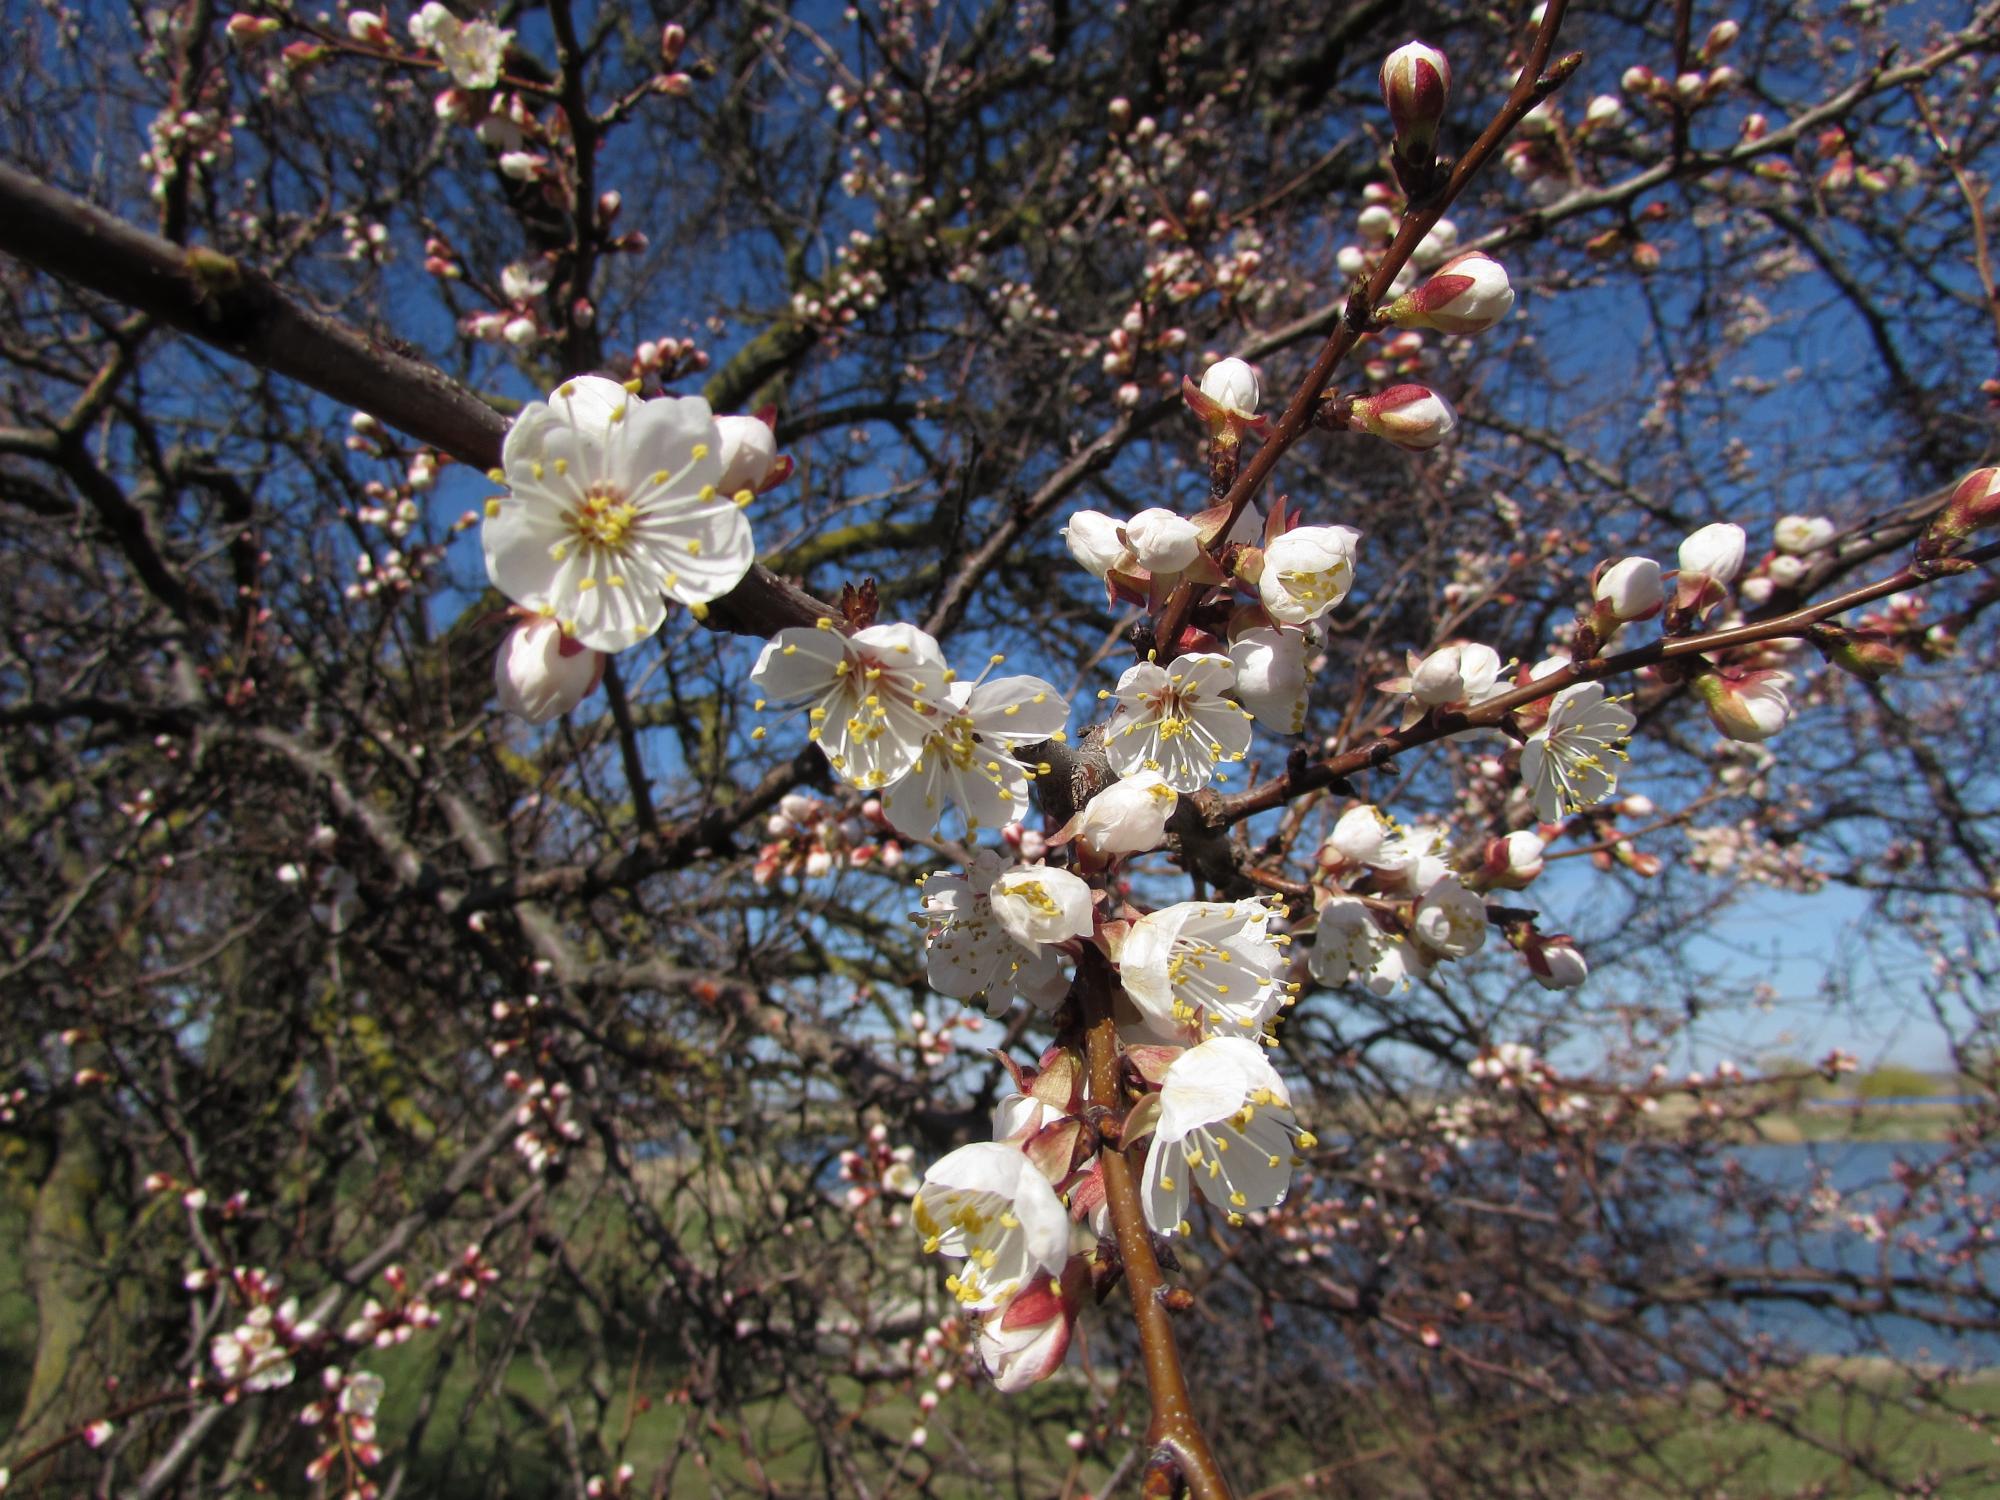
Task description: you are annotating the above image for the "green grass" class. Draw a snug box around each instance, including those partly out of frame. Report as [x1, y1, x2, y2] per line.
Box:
[1602, 1369, 2000, 1498]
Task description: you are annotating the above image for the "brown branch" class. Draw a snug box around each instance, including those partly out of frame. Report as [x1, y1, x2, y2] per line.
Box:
[1075, 946, 1234, 1500]
[1151, 3, 1582, 657]
[1215, 543, 2000, 824]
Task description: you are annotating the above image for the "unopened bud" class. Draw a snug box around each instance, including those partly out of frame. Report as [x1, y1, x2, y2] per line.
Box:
[660, 22, 685, 62]
[495, 618, 604, 724]
[1674, 522, 1746, 614]
[226, 13, 281, 41]
[1809, 623, 1901, 682]
[1918, 466, 2000, 562]
[1693, 667, 1793, 742]
[1384, 250, 1514, 335]
[1197, 357, 1260, 419]
[1523, 933, 1589, 989]
[1592, 555, 1664, 624]
[1349, 384, 1458, 451]
[1380, 41, 1450, 165]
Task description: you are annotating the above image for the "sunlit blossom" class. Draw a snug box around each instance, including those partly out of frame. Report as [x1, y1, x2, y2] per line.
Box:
[913, 1143, 1070, 1311]
[1103, 654, 1254, 791]
[484, 378, 754, 652]
[1120, 898, 1291, 1040]
[920, 853, 1073, 1017]
[750, 621, 948, 790]
[1141, 1037, 1312, 1235]
[1519, 681, 1636, 822]
[883, 671, 1068, 835]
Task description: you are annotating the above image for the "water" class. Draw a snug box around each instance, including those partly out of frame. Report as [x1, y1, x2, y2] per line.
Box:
[1671, 1141, 2000, 1366]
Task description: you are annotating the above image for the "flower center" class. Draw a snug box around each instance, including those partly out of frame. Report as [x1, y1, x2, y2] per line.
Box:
[568, 482, 638, 552]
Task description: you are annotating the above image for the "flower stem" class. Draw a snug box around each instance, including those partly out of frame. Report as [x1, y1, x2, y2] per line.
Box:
[1075, 945, 1236, 1500]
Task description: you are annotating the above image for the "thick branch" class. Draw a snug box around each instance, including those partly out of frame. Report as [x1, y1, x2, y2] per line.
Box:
[0, 161, 835, 640]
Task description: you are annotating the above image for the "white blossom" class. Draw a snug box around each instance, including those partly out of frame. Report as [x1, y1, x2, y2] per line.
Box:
[1069, 771, 1177, 858]
[1103, 654, 1253, 792]
[986, 865, 1094, 948]
[1307, 894, 1392, 987]
[1120, 899, 1290, 1039]
[483, 378, 754, 651]
[882, 673, 1068, 835]
[1520, 681, 1636, 822]
[920, 853, 1071, 1017]
[409, 1, 510, 89]
[1323, 804, 1387, 865]
[1141, 1037, 1310, 1235]
[211, 1301, 301, 1391]
[914, 1143, 1070, 1310]
[750, 621, 948, 790]
[1228, 626, 1311, 734]
[1259, 525, 1360, 625]
[1372, 822, 1451, 894]
[1410, 876, 1487, 959]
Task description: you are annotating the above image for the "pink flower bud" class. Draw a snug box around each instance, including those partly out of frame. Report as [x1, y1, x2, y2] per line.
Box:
[346, 9, 389, 43]
[1349, 384, 1458, 451]
[1385, 250, 1514, 335]
[660, 22, 685, 62]
[1694, 667, 1792, 742]
[1380, 41, 1450, 164]
[1919, 466, 2000, 562]
[976, 1270, 1080, 1393]
[1702, 18, 1741, 58]
[494, 618, 604, 725]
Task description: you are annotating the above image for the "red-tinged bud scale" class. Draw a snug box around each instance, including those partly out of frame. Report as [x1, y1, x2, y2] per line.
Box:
[1384, 250, 1514, 335]
[1381, 41, 1450, 166]
[1918, 466, 2000, 563]
[1350, 384, 1458, 450]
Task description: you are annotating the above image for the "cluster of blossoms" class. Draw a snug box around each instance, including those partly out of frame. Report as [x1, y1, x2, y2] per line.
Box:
[300, 1367, 387, 1494]
[206, 1268, 319, 1397]
[446, 23, 2000, 1408]
[749, 625, 1068, 837]
[752, 792, 905, 885]
[838, 1123, 921, 1214]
